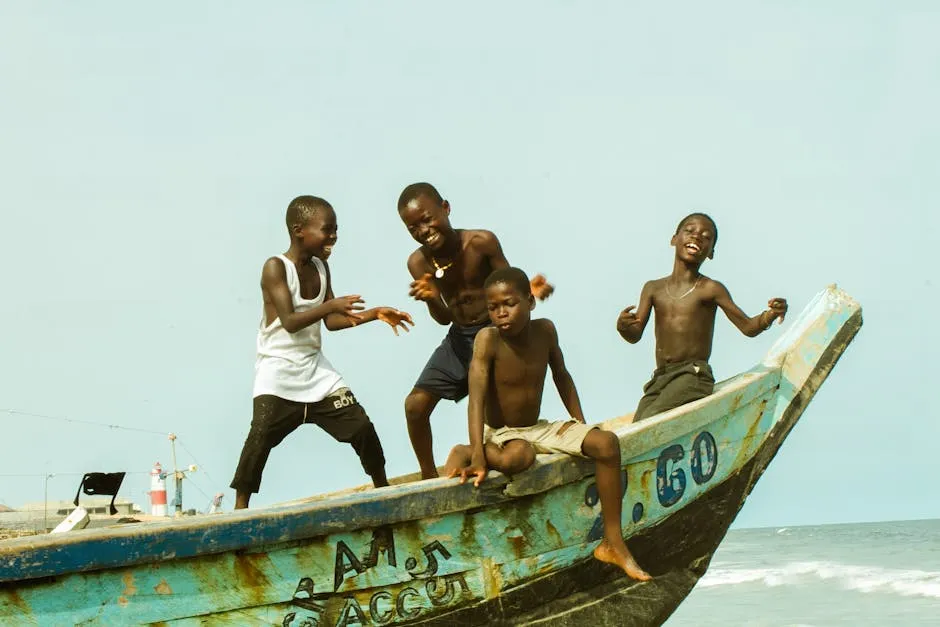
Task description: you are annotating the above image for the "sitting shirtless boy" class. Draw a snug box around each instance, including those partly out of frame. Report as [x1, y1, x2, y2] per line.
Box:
[398, 182, 552, 479]
[616, 213, 788, 422]
[445, 267, 651, 581]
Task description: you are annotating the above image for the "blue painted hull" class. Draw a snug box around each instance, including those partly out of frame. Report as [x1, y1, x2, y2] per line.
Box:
[0, 286, 861, 626]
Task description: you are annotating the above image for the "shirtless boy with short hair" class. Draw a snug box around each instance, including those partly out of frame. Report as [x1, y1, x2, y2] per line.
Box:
[399, 182, 552, 479]
[444, 267, 651, 581]
[616, 213, 788, 422]
[230, 195, 414, 509]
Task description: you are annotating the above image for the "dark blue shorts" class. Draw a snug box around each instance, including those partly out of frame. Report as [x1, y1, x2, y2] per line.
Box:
[414, 322, 490, 402]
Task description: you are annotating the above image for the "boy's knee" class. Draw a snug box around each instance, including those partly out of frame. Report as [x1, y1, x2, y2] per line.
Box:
[592, 430, 621, 461]
[500, 442, 536, 474]
[516, 446, 537, 471]
[404, 391, 431, 422]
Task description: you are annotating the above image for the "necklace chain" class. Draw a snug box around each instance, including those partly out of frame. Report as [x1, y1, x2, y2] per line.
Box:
[430, 256, 455, 279]
[665, 277, 701, 300]
[431, 257, 454, 272]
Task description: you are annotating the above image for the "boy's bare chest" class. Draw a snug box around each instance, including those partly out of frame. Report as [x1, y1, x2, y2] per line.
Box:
[493, 345, 550, 385]
[432, 249, 490, 291]
[652, 290, 713, 317]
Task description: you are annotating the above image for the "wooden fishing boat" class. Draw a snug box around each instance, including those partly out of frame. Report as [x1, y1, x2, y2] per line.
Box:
[0, 285, 861, 626]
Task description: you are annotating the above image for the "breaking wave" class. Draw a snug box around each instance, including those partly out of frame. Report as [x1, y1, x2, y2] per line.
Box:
[699, 561, 940, 599]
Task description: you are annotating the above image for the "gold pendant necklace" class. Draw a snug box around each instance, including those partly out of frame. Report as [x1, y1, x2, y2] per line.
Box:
[665, 277, 701, 300]
[430, 257, 454, 279]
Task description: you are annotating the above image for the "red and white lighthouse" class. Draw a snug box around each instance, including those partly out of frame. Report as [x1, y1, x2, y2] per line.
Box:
[149, 462, 168, 516]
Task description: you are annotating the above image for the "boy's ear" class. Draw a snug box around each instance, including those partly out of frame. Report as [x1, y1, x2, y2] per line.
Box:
[290, 222, 303, 238]
[528, 293, 536, 311]
[441, 200, 451, 218]
[670, 232, 678, 246]
[708, 246, 715, 260]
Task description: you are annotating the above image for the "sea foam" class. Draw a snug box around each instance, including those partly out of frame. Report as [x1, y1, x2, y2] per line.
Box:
[699, 561, 940, 600]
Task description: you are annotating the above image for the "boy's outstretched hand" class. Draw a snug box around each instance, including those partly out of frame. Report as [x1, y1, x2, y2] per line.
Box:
[766, 298, 788, 325]
[327, 294, 366, 315]
[328, 295, 366, 326]
[530, 274, 554, 301]
[409, 273, 441, 302]
[375, 308, 415, 336]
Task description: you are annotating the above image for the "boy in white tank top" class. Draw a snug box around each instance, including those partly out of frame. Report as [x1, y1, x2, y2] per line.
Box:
[231, 195, 414, 509]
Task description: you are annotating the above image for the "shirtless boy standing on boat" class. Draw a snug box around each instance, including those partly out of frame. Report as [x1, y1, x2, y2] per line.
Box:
[230, 195, 414, 509]
[616, 213, 788, 422]
[443, 267, 651, 581]
[399, 182, 553, 479]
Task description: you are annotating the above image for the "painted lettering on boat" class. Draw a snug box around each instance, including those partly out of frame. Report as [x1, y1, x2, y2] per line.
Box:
[656, 431, 718, 507]
[689, 431, 717, 484]
[286, 528, 467, 626]
[286, 573, 471, 626]
[334, 527, 398, 591]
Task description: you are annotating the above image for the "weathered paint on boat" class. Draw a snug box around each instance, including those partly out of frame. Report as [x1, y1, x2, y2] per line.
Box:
[0, 286, 861, 626]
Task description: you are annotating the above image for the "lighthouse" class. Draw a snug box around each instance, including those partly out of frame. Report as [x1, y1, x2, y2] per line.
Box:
[150, 462, 168, 516]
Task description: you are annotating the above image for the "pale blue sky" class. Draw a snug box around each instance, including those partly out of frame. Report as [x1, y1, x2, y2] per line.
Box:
[1, 2, 935, 527]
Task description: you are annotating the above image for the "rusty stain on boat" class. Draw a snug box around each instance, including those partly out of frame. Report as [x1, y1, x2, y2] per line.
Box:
[117, 571, 137, 607]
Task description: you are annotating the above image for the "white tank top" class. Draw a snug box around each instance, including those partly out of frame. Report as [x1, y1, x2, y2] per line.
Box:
[253, 255, 346, 402]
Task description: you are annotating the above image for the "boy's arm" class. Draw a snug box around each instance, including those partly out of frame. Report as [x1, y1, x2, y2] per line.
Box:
[616, 281, 654, 343]
[712, 281, 788, 338]
[407, 252, 453, 325]
[461, 329, 497, 486]
[323, 263, 414, 333]
[546, 320, 586, 423]
[478, 230, 554, 300]
[262, 258, 362, 333]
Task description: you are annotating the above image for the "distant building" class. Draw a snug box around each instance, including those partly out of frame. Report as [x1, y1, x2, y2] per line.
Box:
[1, 498, 142, 533]
[20, 498, 140, 517]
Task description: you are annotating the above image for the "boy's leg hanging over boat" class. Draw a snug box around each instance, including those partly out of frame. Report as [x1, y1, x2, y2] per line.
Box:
[581, 429, 652, 581]
[230, 395, 306, 509]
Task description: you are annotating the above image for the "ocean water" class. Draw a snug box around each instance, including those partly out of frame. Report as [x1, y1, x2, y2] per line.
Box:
[667, 519, 940, 626]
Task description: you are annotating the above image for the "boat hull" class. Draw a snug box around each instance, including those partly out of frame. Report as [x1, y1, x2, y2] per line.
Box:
[0, 288, 861, 626]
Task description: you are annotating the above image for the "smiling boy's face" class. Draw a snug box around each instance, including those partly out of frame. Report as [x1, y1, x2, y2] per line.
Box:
[486, 281, 535, 337]
[671, 215, 716, 262]
[295, 205, 338, 260]
[399, 195, 454, 252]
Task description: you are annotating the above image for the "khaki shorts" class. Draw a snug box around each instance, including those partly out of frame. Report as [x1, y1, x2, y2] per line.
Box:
[484, 420, 596, 458]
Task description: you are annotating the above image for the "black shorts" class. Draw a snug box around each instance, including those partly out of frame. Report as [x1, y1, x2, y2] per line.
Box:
[414, 322, 489, 402]
[633, 360, 715, 422]
[230, 388, 385, 494]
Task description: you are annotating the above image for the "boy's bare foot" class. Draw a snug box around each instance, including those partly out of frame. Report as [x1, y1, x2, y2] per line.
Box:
[593, 539, 652, 581]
